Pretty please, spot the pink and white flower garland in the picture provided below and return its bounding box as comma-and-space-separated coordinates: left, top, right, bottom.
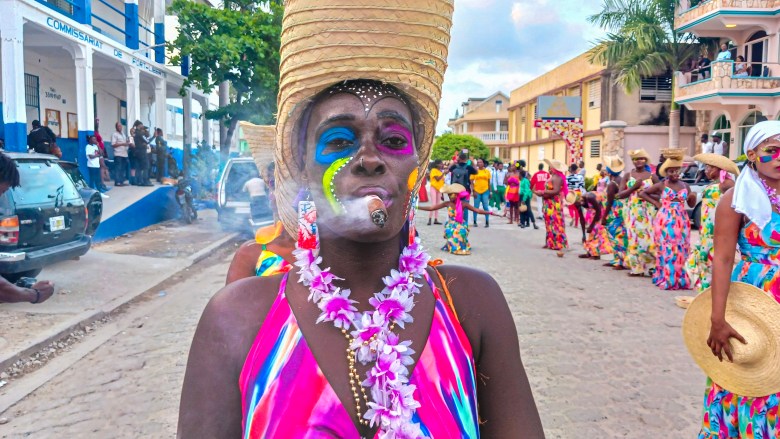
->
293, 234, 430, 438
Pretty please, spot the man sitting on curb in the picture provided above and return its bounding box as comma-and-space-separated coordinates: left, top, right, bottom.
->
0, 153, 55, 304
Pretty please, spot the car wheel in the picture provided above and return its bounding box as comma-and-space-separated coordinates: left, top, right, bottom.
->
2, 268, 43, 283
692, 203, 702, 230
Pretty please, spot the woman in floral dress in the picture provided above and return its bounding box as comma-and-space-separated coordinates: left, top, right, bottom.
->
684, 154, 737, 293
535, 159, 568, 253
699, 120, 780, 438
618, 149, 659, 277
575, 191, 613, 259
601, 158, 628, 269
640, 156, 696, 290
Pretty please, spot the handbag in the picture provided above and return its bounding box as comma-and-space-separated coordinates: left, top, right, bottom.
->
519, 204, 528, 213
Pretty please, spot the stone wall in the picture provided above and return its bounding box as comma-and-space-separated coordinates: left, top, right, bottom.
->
677, 60, 780, 100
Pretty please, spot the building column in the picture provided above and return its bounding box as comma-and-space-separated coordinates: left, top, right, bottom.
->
495, 119, 500, 132
0, 6, 27, 152
74, 46, 95, 173
153, 0, 165, 64
125, 0, 139, 50
154, 78, 166, 134
125, 67, 141, 128
600, 120, 627, 161
182, 90, 192, 176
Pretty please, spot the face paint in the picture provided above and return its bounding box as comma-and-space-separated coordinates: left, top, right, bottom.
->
407, 168, 419, 191
322, 156, 352, 213
315, 127, 359, 165
377, 123, 414, 156
758, 146, 780, 163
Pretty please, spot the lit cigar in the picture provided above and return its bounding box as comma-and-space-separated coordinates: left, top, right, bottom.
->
367, 195, 388, 228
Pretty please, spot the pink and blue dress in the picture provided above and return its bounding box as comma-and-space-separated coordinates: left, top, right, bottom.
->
652, 186, 691, 290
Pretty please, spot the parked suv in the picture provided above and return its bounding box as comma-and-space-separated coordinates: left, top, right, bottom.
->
216, 157, 274, 233
0, 153, 92, 282
58, 161, 103, 236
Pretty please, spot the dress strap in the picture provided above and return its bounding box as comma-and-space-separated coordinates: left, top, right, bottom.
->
426, 260, 460, 322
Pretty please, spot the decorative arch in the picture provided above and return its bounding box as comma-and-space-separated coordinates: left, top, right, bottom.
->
532, 118, 584, 164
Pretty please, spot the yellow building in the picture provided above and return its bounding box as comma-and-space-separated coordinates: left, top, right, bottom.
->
674, 0, 780, 159
447, 92, 509, 158
507, 52, 696, 175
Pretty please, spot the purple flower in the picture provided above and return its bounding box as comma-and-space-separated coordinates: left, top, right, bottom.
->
399, 240, 429, 274
369, 291, 414, 327
382, 333, 415, 366
316, 289, 357, 329
364, 352, 408, 387
308, 269, 340, 301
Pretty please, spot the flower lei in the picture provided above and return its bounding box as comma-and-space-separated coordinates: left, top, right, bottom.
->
760, 177, 780, 210
293, 229, 430, 438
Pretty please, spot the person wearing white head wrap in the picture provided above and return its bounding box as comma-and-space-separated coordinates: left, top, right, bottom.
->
732, 120, 780, 228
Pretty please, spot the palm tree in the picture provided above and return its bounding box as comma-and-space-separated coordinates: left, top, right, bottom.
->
587, 0, 707, 148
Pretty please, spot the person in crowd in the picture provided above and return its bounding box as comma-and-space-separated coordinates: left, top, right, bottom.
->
535, 159, 568, 255
696, 53, 712, 80
447, 152, 477, 225
154, 128, 167, 182
694, 133, 713, 183
685, 153, 738, 293
530, 162, 550, 220
111, 122, 130, 186
733, 55, 750, 77
577, 160, 586, 178
243, 175, 271, 219
490, 160, 507, 213
85, 135, 105, 193
505, 166, 521, 225
595, 165, 609, 193
698, 120, 780, 438
132, 121, 152, 186
470, 158, 491, 227
639, 151, 696, 290
128, 125, 137, 184
27, 120, 57, 155
418, 183, 498, 255
566, 163, 585, 227
167, 148, 180, 179
226, 222, 295, 285
601, 156, 628, 270
94, 119, 110, 190
178, 4, 544, 437
575, 191, 612, 259
427, 160, 444, 225
618, 149, 660, 277
716, 42, 732, 61
712, 133, 727, 156
519, 170, 538, 229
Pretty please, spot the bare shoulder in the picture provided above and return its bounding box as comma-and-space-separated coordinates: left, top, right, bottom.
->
203, 274, 283, 339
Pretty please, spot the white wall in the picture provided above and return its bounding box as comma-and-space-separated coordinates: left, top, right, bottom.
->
23, 51, 78, 138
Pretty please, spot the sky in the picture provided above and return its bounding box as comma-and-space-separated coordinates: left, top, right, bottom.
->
437, 0, 609, 134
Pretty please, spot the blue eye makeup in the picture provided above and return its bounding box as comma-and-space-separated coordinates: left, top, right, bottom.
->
315, 127, 359, 165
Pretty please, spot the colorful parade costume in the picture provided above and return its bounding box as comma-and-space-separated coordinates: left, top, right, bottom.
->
605, 197, 628, 268
543, 179, 568, 251
652, 186, 692, 290
583, 192, 614, 257
239, 274, 480, 438
698, 211, 780, 438
443, 206, 471, 255
255, 249, 291, 277
686, 184, 721, 292
624, 176, 657, 275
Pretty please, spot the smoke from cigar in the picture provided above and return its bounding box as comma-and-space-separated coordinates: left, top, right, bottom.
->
367, 195, 388, 228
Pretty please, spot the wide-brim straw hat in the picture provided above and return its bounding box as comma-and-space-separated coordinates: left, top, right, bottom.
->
440, 183, 466, 195
543, 159, 565, 173
274, 0, 454, 236
660, 148, 685, 161
628, 149, 651, 161
694, 153, 740, 176
602, 155, 625, 173
240, 121, 276, 175
565, 191, 579, 205
659, 158, 685, 177
683, 282, 780, 397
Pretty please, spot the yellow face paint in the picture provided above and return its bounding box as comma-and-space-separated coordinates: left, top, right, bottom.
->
323, 156, 352, 213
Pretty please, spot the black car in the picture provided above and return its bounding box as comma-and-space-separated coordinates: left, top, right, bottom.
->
58, 161, 103, 236
0, 153, 92, 282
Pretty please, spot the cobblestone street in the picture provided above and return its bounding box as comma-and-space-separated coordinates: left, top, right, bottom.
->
0, 219, 704, 438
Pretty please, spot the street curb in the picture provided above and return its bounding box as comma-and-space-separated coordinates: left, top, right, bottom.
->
0, 232, 239, 372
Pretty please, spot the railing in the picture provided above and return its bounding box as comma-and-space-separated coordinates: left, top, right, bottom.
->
472, 131, 509, 143
676, 60, 780, 100
676, 0, 780, 30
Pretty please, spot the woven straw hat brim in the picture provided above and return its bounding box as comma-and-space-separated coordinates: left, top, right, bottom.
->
694, 153, 740, 176
659, 159, 685, 177
683, 282, 780, 397
661, 148, 686, 161
441, 183, 466, 195
543, 159, 565, 173
240, 122, 276, 175
565, 192, 578, 205
628, 149, 651, 161
602, 156, 625, 173
274, 0, 454, 237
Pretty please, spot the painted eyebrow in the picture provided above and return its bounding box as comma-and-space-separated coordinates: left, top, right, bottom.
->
317, 114, 357, 133
376, 111, 412, 132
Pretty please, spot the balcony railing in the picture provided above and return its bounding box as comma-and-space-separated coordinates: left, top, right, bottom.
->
471, 131, 509, 143
676, 0, 780, 31
676, 60, 780, 102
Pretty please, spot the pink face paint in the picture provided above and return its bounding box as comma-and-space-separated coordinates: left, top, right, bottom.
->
376, 123, 414, 156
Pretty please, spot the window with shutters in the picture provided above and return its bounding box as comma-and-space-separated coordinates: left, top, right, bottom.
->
568, 86, 581, 96
640, 76, 673, 102
588, 80, 601, 108
590, 139, 601, 158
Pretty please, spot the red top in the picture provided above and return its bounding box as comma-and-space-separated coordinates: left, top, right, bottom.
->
530, 170, 550, 192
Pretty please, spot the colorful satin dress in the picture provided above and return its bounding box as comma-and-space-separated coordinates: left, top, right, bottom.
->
443, 206, 470, 255
605, 197, 629, 268
699, 211, 780, 439
239, 274, 480, 438
543, 180, 568, 250
255, 249, 291, 277
624, 176, 657, 275
583, 192, 614, 257
685, 184, 720, 293
652, 186, 691, 290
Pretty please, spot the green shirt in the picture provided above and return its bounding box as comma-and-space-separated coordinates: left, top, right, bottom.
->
520, 178, 532, 201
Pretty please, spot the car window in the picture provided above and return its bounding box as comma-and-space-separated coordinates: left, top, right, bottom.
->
226, 161, 260, 201
59, 162, 88, 190
11, 160, 82, 205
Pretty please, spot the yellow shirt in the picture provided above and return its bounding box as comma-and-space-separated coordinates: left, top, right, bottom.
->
430, 168, 444, 191
471, 169, 491, 194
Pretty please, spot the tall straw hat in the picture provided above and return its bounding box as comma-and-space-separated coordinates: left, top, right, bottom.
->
682, 282, 780, 397
694, 153, 740, 177
628, 149, 651, 161
274, 0, 454, 236
543, 159, 565, 173
658, 149, 686, 177
602, 155, 625, 173
440, 183, 466, 195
